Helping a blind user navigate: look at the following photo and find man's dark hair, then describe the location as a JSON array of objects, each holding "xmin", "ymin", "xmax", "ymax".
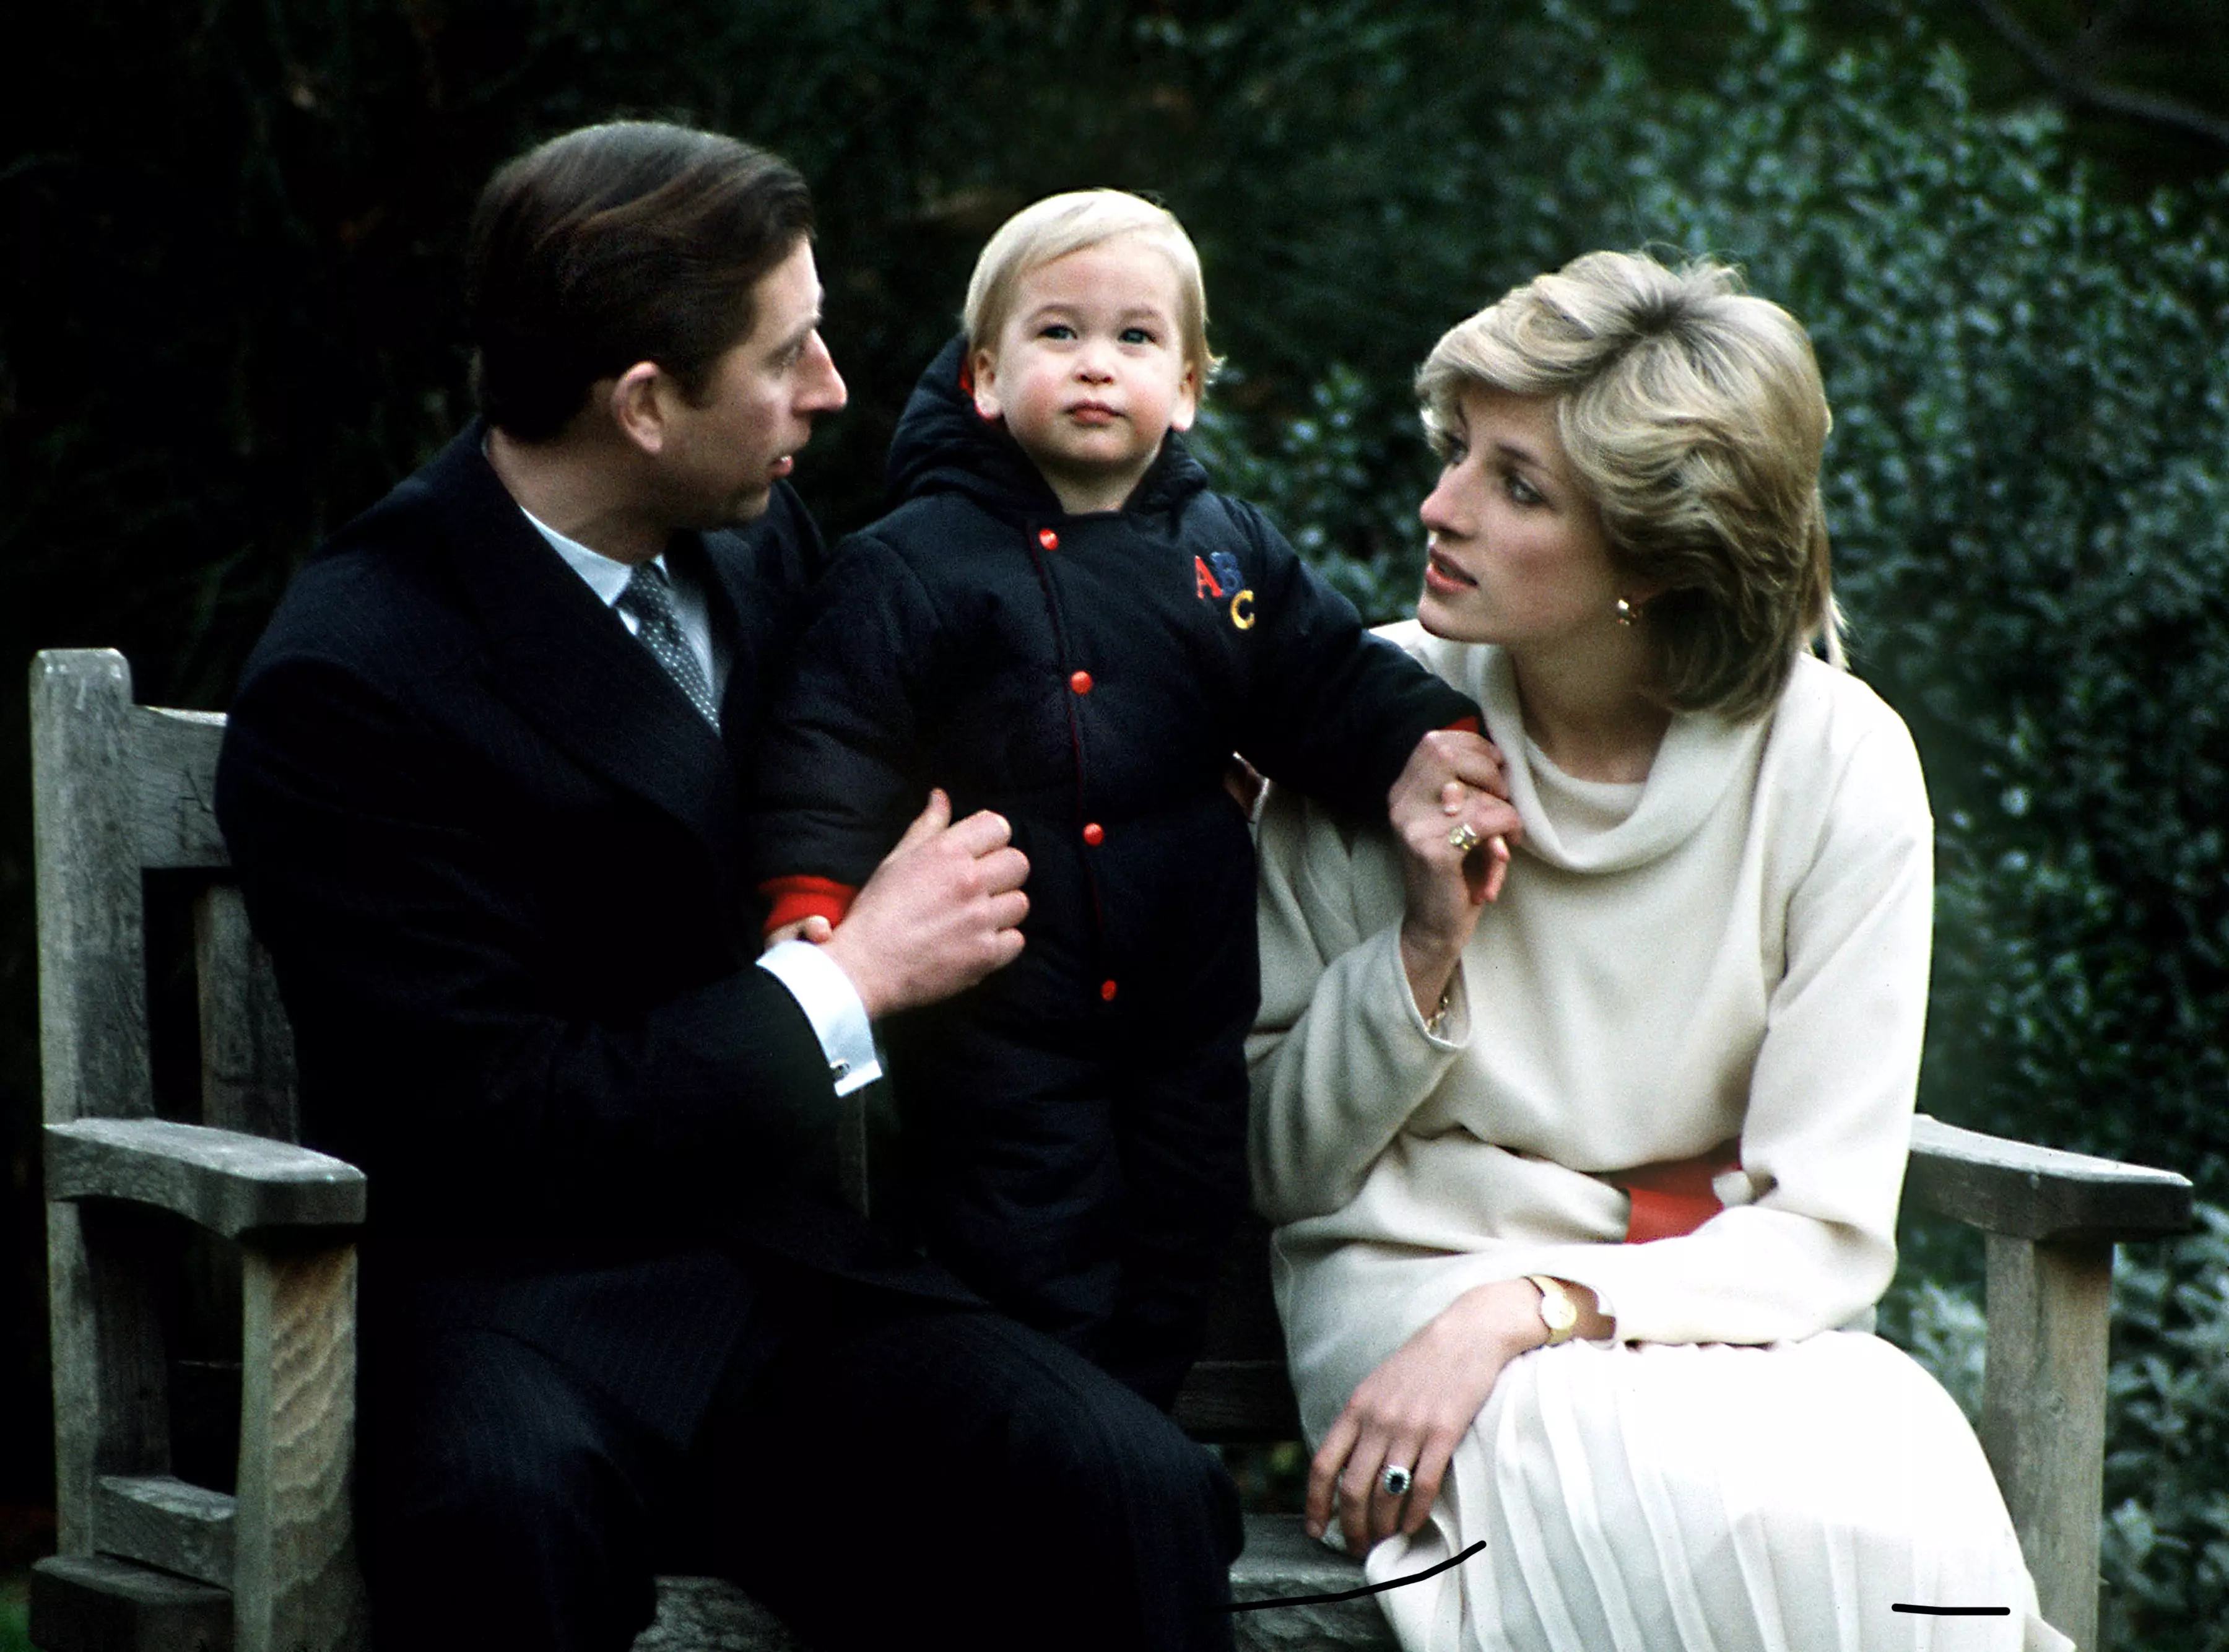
[{"xmin": 467, "ymin": 121, "xmax": 815, "ymax": 440}]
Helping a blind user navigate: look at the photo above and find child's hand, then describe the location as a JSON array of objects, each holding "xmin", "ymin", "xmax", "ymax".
[{"xmin": 764, "ymin": 915, "xmax": 835, "ymax": 949}]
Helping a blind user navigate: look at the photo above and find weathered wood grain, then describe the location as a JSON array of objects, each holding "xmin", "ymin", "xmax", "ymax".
[
  {"xmin": 129, "ymin": 703, "xmax": 230, "ymax": 871},
  {"xmin": 195, "ymin": 884, "xmax": 300, "ymax": 1142},
  {"xmin": 30, "ymin": 1552, "xmax": 234, "ymax": 1652},
  {"xmin": 235, "ymin": 1242, "xmax": 367, "ymax": 1652},
  {"xmin": 1978, "ymin": 1233, "xmax": 2111, "ymax": 1652},
  {"xmin": 46, "ymin": 1118, "xmax": 365, "ymax": 1238},
  {"xmin": 628, "ymin": 1515, "xmax": 1397, "ymax": 1652},
  {"xmin": 32, "ymin": 650, "xmax": 155, "ymax": 1129},
  {"xmin": 35, "ymin": 650, "xmax": 167, "ymax": 1555},
  {"xmin": 48, "ymin": 1202, "xmax": 173, "ymax": 1555},
  {"xmin": 1173, "ymin": 1360, "xmax": 1304, "ymax": 1443},
  {"xmin": 1907, "ymin": 1113, "xmax": 2193, "ymax": 1241},
  {"xmin": 1227, "ymin": 1513, "xmax": 1396, "ymax": 1652},
  {"xmin": 92, "ymin": 1474, "xmax": 237, "ymax": 1588}
]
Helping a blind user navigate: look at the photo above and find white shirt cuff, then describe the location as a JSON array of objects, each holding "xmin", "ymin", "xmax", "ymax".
[{"xmin": 756, "ymin": 941, "xmax": 882, "ymax": 1097}]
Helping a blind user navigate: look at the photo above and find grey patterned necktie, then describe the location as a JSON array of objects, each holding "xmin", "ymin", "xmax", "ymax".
[{"xmin": 615, "ymin": 561, "xmax": 721, "ymax": 731}]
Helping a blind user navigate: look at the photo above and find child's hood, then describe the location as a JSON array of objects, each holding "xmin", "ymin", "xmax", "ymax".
[{"xmin": 880, "ymin": 334, "xmax": 1210, "ymax": 524}]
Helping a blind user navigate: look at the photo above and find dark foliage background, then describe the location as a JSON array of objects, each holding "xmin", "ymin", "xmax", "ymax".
[{"xmin": 5, "ymin": 0, "xmax": 2226, "ymax": 1643}]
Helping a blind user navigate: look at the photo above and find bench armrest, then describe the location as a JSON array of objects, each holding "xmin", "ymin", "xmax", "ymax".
[
  {"xmin": 1905, "ymin": 1113, "xmax": 2193, "ymax": 1244},
  {"xmin": 45, "ymin": 1118, "xmax": 366, "ymax": 1238}
]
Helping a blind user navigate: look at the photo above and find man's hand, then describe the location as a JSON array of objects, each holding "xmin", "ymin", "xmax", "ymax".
[{"xmin": 819, "ymin": 789, "xmax": 1028, "ymax": 1019}]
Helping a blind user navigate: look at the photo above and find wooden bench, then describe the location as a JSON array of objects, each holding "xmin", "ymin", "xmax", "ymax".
[{"xmin": 27, "ymin": 647, "xmax": 2195, "ymax": 1652}]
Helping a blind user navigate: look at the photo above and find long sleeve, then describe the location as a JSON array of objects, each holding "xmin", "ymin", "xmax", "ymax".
[
  {"xmin": 1247, "ymin": 789, "xmax": 1470, "ymax": 1224},
  {"xmin": 1250, "ymin": 646, "xmax": 1936, "ymax": 1353},
  {"xmin": 750, "ymin": 532, "xmax": 947, "ymax": 888},
  {"xmin": 218, "ymin": 653, "xmax": 838, "ymax": 1242},
  {"xmin": 1225, "ymin": 500, "xmax": 1477, "ymax": 817},
  {"xmin": 1539, "ymin": 705, "xmax": 1933, "ymax": 1342}
]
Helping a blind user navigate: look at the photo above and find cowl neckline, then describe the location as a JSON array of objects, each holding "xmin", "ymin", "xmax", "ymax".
[{"xmin": 1389, "ymin": 622, "xmax": 1769, "ymax": 875}]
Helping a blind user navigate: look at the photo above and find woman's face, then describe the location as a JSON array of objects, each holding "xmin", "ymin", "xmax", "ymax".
[{"xmin": 1415, "ymin": 388, "xmax": 1626, "ymax": 650}]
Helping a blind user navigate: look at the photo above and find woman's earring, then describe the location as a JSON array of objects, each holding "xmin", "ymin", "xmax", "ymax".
[{"xmin": 1614, "ymin": 597, "xmax": 1638, "ymax": 627}]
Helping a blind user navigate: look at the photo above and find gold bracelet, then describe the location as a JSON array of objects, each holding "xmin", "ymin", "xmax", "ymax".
[{"xmin": 1424, "ymin": 976, "xmax": 1458, "ymax": 1038}]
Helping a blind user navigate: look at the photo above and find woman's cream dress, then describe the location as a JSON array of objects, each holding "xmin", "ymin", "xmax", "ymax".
[{"xmin": 1249, "ymin": 625, "xmax": 2069, "ymax": 1652}]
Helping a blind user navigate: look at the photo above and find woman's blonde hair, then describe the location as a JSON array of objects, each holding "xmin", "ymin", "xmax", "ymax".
[
  {"xmin": 963, "ymin": 190, "xmax": 1220, "ymax": 384},
  {"xmin": 1417, "ymin": 250, "xmax": 1841, "ymax": 719}
]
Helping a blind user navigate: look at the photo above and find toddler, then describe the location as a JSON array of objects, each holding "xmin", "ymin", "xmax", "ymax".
[{"xmin": 754, "ymin": 191, "xmax": 1482, "ymax": 1407}]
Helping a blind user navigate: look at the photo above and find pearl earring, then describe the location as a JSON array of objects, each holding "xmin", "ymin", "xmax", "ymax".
[{"xmin": 1614, "ymin": 597, "xmax": 1638, "ymax": 627}]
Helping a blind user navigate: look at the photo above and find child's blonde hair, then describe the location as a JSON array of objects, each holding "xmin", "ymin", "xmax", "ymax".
[{"xmin": 963, "ymin": 190, "xmax": 1220, "ymax": 383}]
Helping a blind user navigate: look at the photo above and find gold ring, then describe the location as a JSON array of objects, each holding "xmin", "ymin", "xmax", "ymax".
[{"xmin": 1448, "ymin": 822, "xmax": 1482, "ymax": 855}]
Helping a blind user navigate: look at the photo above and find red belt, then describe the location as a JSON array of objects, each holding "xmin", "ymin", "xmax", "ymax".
[{"xmin": 1605, "ymin": 1138, "xmax": 1743, "ymax": 1243}]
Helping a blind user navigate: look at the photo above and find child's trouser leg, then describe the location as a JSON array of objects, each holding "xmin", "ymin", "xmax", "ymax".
[{"xmin": 1099, "ymin": 1017, "xmax": 1253, "ymax": 1410}]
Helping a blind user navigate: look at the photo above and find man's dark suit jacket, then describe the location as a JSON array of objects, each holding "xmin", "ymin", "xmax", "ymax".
[{"xmin": 216, "ymin": 423, "xmax": 970, "ymax": 1450}]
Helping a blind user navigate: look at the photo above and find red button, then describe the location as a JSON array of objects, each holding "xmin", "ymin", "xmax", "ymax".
[
  {"xmin": 1100, "ymin": 979, "xmax": 1119, "ymax": 1002},
  {"xmin": 1038, "ymin": 529, "xmax": 1060, "ymax": 550},
  {"xmin": 1082, "ymin": 822, "xmax": 1105, "ymax": 846},
  {"xmin": 1069, "ymin": 670, "xmax": 1093, "ymax": 694}
]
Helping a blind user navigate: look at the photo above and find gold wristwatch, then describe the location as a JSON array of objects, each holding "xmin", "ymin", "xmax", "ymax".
[{"xmin": 1525, "ymin": 1274, "xmax": 1579, "ymax": 1346}]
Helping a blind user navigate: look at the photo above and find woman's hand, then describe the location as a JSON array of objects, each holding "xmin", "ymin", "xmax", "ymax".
[
  {"xmin": 1308, "ymin": 1276, "xmax": 1609, "ymax": 1554},
  {"xmin": 1388, "ymin": 730, "xmax": 1519, "ymax": 1022}
]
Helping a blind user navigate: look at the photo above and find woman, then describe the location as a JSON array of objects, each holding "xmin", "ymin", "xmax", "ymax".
[{"xmin": 1248, "ymin": 251, "xmax": 2067, "ymax": 1652}]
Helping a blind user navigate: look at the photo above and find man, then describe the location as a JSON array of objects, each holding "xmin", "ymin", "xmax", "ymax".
[{"xmin": 216, "ymin": 121, "xmax": 1240, "ymax": 1652}]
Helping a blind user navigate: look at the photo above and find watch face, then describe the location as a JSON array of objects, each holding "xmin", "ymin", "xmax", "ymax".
[{"xmin": 1532, "ymin": 1276, "xmax": 1578, "ymax": 1334}]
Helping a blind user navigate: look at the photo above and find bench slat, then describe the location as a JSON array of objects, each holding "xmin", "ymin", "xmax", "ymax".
[
  {"xmin": 1906, "ymin": 1113, "xmax": 2194, "ymax": 1242},
  {"xmin": 46, "ymin": 1118, "xmax": 367, "ymax": 1238}
]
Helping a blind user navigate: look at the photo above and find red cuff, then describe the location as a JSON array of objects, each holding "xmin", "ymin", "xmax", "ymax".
[
  {"xmin": 1443, "ymin": 715, "xmax": 1481, "ymax": 735},
  {"xmin": 1610, "ymin": 1140, "xmax": 1742, "ymax": 1244},
  {"xmin": 760, "ymin": 876, "xmax": 857, "ymax": 937}
]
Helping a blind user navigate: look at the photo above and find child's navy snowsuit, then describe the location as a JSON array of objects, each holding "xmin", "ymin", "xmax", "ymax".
[{"xmin": 754, "ymin": 338, "xmax": 1477, "ymax": 1407}]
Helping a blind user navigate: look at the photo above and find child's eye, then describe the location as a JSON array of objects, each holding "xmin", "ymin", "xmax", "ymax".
[
  {"xmin": 1119, "ymin": 326, "xmax": 1154, "ymax": 345},
  {"xmin": 1040, "ymin": 323, "xmax": 1077, "ymax": 341}
]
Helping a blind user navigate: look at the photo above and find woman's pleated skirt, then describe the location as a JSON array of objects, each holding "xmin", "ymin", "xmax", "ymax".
[{"xmin": 1357, "ymin": 1333, "xmax": 2071, "ymax": 1652}]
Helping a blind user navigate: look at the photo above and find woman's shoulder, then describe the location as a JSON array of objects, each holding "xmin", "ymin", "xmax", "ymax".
[
  {"xmin": 1765, "ymin": 654, "xmax": 1931, "ymax": 825},
  {"xmin": 1371, "ymin": 618, "xmax": 1492, "ymax": 693}
]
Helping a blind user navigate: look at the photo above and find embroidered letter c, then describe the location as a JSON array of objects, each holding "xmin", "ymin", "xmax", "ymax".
[{"xmin": 1229, "ymin": 589, "xmax": 1256, "ymax": 630}]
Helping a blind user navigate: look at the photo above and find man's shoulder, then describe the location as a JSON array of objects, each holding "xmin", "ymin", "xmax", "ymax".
[{"xmin": 241, "ymin": 431, "xmax": 492, "ymax": 690}]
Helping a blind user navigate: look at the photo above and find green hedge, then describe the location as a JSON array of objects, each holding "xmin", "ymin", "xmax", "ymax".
[
  {"xmin": 1878, "ymin": 1208, "xmax": 2229, "ymax": 1652},
  {"xmin": 1199, "ymin": 0, "xmax": 2229, "ymax": 1199},
  {"xmin": 1191, "ymin": 9, "xmax": 2229, "ymax": 1639}
]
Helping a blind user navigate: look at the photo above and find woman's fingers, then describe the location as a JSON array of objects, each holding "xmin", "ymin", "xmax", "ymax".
[
  {"xmin": 1306, "ymin": 1411, "xmax": 1357, "ymax": 1539},
  {"xmin": 1400, "ymin": 1430, "xmax": 1463, "ymax": 1537},
  {"xmin": 1466, "ymin": 829, "xmax": 1513, "ymax": 905},
  {"xmin": 1356, "ymin": 1437, "xmax": 1431, "ymax": 1549}
]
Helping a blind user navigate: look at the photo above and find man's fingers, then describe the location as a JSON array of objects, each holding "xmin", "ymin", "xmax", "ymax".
[
  {"xmin": 943, "ymin": 804, "xmax": 1015, "ymax": 857},
  {"xmin": 892, "ymin": 786, "xmax": 954, "ymax": 850},
  {"xmin": 977, "ymin": 843, "xmax": 1030, "ymax": 896}
]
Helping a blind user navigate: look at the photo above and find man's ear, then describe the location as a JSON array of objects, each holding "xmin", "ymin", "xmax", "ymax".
[
  {"xmin": 1168, "ymin": 360, "xmax": 1202, "ymax": 434},
  {"xmin": 609, "ymin": 361, "xmax": 671, "ymax": 456},
  {"xmin": 969, "ymin": 349, "xmax": 1004, "ymax": 422}
]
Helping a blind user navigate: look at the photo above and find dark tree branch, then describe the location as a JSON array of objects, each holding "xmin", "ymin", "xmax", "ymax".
[{"xmin": 1963, "ymin": 0, "xmax": 2229, "ymax": 152}]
